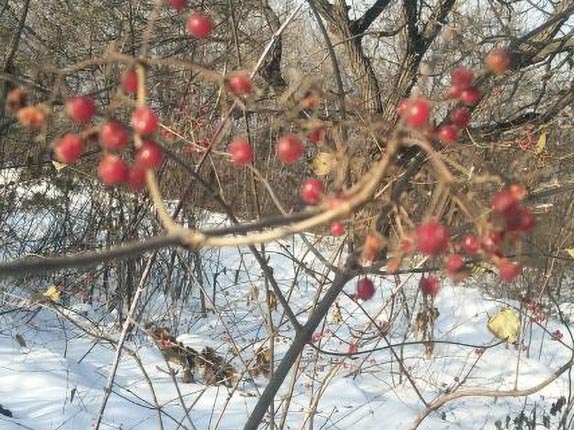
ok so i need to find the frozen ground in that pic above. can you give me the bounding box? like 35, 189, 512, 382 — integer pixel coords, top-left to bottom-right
0, 236, 573, 430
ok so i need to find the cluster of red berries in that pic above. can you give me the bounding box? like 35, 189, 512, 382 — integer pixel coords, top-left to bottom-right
397, 47, 511, 146
400, 185, 536, 296
61, 93, 164, 191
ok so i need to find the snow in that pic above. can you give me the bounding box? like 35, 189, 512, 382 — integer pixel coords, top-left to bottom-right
0, 235, 572, 430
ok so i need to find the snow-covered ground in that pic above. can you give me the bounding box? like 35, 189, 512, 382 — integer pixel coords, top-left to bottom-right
1, 236, 573, 430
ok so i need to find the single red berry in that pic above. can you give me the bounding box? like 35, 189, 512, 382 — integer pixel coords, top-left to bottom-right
229, 139, 253, 166
445, 254, 465, 275
448, 84, 463, 99
509, 184, 527, 201
277, 134, 303, 164
451, 67, 474, 89
459, 87, 481, 105
307, 127, 325, 144
450, 107, 472, 128
17, 106, 45, 128
401, 97, 431, 127
492, 189, 520, 215
438, 125, 458, 144
187, 12, 214, 39
416, 221, 450, 255
54, 133, 83, 164
98, 155, 129, 186
330, 221, 344, 236
168, 0, 186, 10
486, 47, 512, 75
132, 106, 159, 135
227, 74, 252, 96
301, 179, 324, 205
348, 343, 358, 354
481, 231, 502, 254
419, 276, 440, 297
99, 121, 129, 151
356, 278, 375, 301
135, 141, 164, 170
121, 69, 138, 94
127, 165, 147, 191
498, 259, 521, 282
462, 235, 480, 254
65, 96, 95, 123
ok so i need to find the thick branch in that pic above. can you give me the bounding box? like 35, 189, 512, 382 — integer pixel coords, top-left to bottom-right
351, 0, 393, 35
0, 235, 180, 278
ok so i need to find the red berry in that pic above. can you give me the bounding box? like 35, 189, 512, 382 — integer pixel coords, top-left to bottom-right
65, 96, 95, 123
419, 276, 440, 297
308, 127, 325, 144
509, 184, 527, 201
330, 221, 344, 236
127, 165, 147, 191
54, 133, 83, 164
449, 84, 463, 99
401, 97, 431, 127
459, 87, 481, 105
98, 155, 128, 186
356, 278, 375, 301
450, 107, 471, 128
451, 67, 474, 89
416, 221, 450, 255
227, 74, 252, 96
135, 141, 164, 170
301, 179, 324, 205
168, 0, 186, 10
187, 12, 214, 39
492, 189, 519, 215
486, 47, 512, 75
462, 235, 480, 254
498, 259, 521, 282
99, 121, 129, 151
121, 69, 138, 94
438, 125, 458, 144
445, 254, 465, 275
348, 343, 358, 354
132, 106, 159, 135
229, 139, 253, 166
481, 231, 502, 254
277, 134, 303, 164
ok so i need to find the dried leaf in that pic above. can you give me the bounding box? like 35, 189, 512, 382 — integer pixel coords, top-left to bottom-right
312, 152, 335, 176
42, 285, 61, 302
487, 308, 520, 342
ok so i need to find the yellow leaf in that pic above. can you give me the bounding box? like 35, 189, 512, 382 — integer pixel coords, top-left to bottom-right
52, 160, 67, 171
565, 248, 574, 259
487, 308, 520, 342
312, 152, 336, 176
536, 130, 547, 155
42, 285, 61, 302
